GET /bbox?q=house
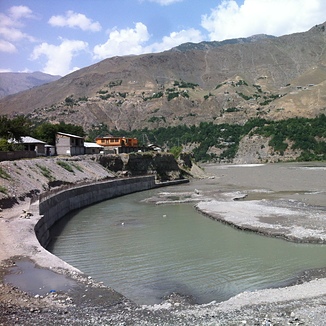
[10,136,46,156]
[95,136,138,153]
[56,132,85,156]
[45,144,56,156]
[147,143,162,152]
[84,142,104,154]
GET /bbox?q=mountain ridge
[0,22,325,132]
[171,34,276,52]
[0,71,61,99]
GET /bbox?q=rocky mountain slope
[0,23,325,133]
[0,71,60,99]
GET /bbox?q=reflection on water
[48,163,326,305]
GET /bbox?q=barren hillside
[0,72,60,99]
[0,23,325,132]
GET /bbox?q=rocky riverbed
[2,159,326,325]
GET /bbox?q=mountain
[171,34,275,52]
[0,71,61,99]
[0,23,325,133]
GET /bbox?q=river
[48,162,326,305]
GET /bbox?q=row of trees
[1,113,326,162]
[0,115,85,151]
[98,115,326,162]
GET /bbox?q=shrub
[71,162,83,172]
[97,90,108,94]
[65,96,75,106]
[0,166,11,179]
[118,92,128,98]
[57,160,74,173]
[144,92,163,101]
[108,80,122,88]
[100,94,112,100]
[215,83,224,89]
[36,164,54,180]
[148,116,166,123]
[0,138,11,151]
[236,92,253,100]
[167,92,179,101]
[170,146,182,158]
[225,107,240,112]
[0,185,8,195]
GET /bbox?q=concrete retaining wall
[34,176,156,248]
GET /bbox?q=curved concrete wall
[34,176,156,248]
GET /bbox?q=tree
[32,121,85,145]
[0,115,32,141]
[32,122,59,145]
[170,146,182,159]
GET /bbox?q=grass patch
[0,167,11,180]
[36,164,54,180]
[57,160,74,173]
[71,162,83,172]
[0,185,8,194]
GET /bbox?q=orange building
[95,136,138,153]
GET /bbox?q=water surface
[49,162,326,305]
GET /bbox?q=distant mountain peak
[171,34,275,52]
[0,71,61,98]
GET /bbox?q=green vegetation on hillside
[0,166,11,179]
[35,163,54,181]
[1,112,325,163]
[0,185,8,195]
[254,115,326,160]
[108,80,122,88]
[173,80,198,89]
[101,114,326,162]
[57,160,74,173]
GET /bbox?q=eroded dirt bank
[2,159,326,325]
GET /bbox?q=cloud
[0,5,36,52]
[201,0,326,41]
[93,22,204,60]
[0,39,17,53]
[144,0,183,5]
[31,39,88,75]
[148,28,204,52]
[8,5,34,20]
[48,11,102,32]
[93,22,150,59]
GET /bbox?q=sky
[0,0,325,77]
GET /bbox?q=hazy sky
[1,0,325,76]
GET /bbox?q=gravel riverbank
[1,160,326,325]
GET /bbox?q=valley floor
[1,160,326,325]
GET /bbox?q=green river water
[48,163,326,305]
